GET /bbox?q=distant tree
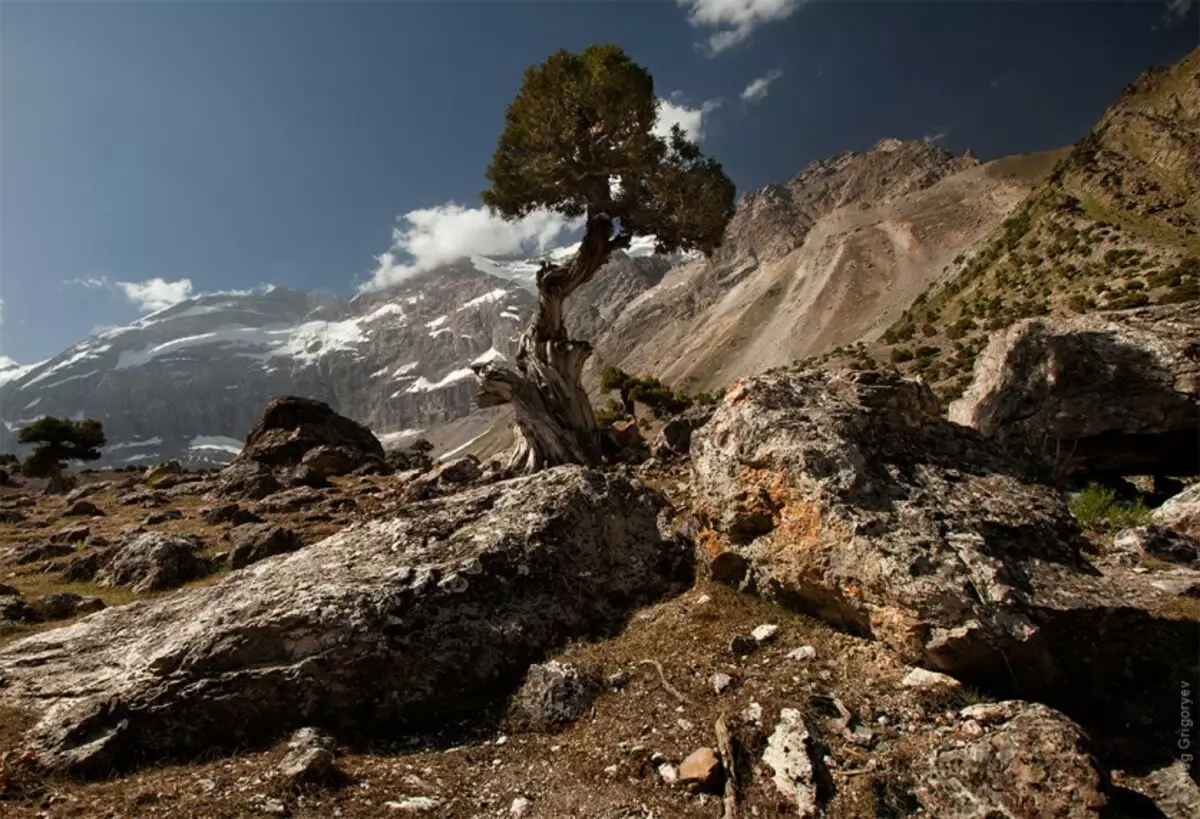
[600,367,637,416]
[472,44,736,472]
[599,366,694,419]
[18,417,106,491]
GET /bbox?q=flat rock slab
[0,467,689,776]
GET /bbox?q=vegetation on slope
[803,48,1200,405]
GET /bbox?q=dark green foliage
[483,44,736,256]
[914,345,940,359]
[408,437,434,454]
[599,366,703,418]
[890,347,914,364]
[18,417,106,477]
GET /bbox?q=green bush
[1068,484,1153,530]
[890,347,915,364]
[915,345,940,359]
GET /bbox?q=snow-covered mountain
[0,237,677,467]
[0,262,541,466]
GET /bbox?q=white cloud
[0,297,4,326]
[1165,0,1195,20]
[740,69,784,103]
[923,129,949,144]
[654,97,721,142]
[680,0,806,54]
[364,205,582,291]
[115,278,194,312]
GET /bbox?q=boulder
[229,523,302,569]
[677,747,722,792]
[143,509,184,526]
[144,461,183,486]
[258,486,325,514]
[294,445,371,487]
[62,500,104,517]
[118,489,164,507]
[911,701,1106,818]
[1153,483,1200,539]
[51,525,90,544]
[436,456,482,485]
[95,532,208,593]
[277,727,338,786]
[212,461,282,501]
[0,467,689,776]
[1112,525,1200,567]
[10,543,74,565]
[202,504,263,526]
[235,396,384,471]
[948,303,1200,477]
[690,369,1198,746]
[510,661,599,731]
[29,593,105,622]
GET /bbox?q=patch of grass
[1068,484,1153,530]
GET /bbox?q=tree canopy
[18,417,106,477]
[483,44,736,258]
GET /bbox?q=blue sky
[1,0,1197,364]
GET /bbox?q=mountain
[843,47,1200,403]
[0,243,677,467]
[585,138,1061,392]
[0,267,536,466]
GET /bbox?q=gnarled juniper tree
[472,44,735,472]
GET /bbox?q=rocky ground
[0,375,1197,818]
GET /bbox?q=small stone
[144,509,183,525]
[693,593,712,606]
[512,660,597,730]
[786,645,817,661]
[900,668,962,689]
[711,672,733,694]
[510,796,531,817]
[678,747,722,791]
[63,500,105,517]
[751,624,779,643]
[962,719,983,737]
[729,634,758,656]
[385,796,442,812]
[742,701,764,725]
[657,763,679,783]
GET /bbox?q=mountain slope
[587,139,1059,392]
[840,47,1200,404]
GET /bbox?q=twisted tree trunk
[473,217,621,473]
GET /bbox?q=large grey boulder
[690,369,1197,741]
[0,467,688,776]
[948,303,1200,477]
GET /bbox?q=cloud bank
[680,0,806,54]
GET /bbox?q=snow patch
[393,361,420,377]
[189,435,243,455]
[108,437,164,451]
[37,370,101,391]
[21,398,41,411]
[457,288,508,311]
[439,430,489,461]
[429,327,453,340]
[362,302,406,322]
[376,428,424,447]
[425,315,448,329]
[471,347,506,366]
[405,368,474,393]
[500,311,522,321]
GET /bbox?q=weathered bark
[474,216,627,472]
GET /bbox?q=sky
[1,0,1197,365]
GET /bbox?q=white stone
[786,645,817,661]
[752,623,780,643]
[900,667,962,689]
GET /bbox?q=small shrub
[890,347,915,364]
[1069,484,1153,530]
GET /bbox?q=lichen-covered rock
[1153,483,1200,539]
[690,369,1198,736]
[511,661,599,731]
[144,461,183,485]
[62,500,104,517]
[948,304,1200,477]
[95,532,208,592]
[911,701,1106,817]
[0,467,688,776]
[229,523,302,569]
[651,405,715,458]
